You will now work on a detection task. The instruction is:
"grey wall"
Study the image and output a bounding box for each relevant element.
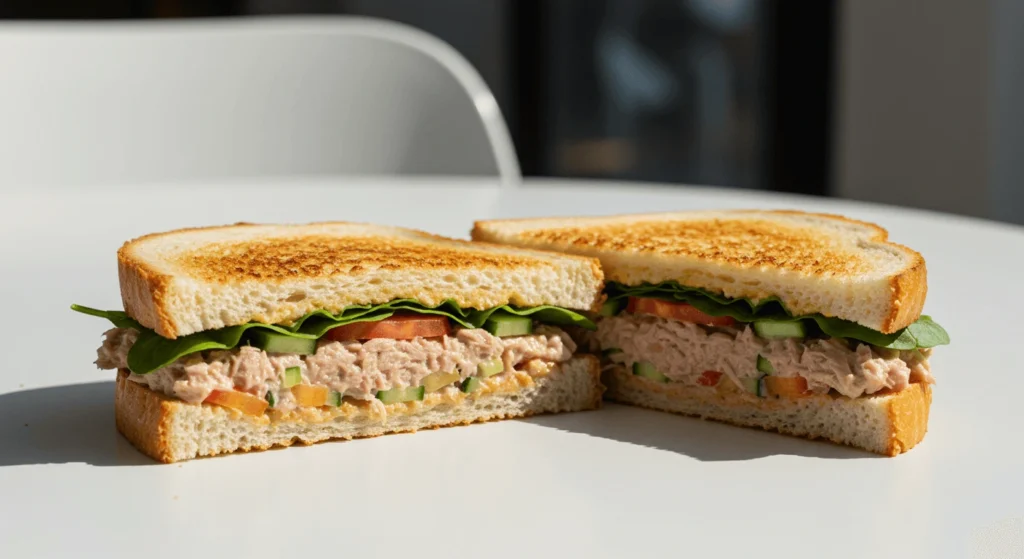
[834,0,1024,224]
[832,0,990,218]
[990,0,1024,225]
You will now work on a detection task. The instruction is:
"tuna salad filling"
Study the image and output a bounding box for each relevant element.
[595,314,935,399]
[96,324,576,413]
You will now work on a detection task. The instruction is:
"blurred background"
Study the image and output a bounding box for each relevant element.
[3,0,1020,224]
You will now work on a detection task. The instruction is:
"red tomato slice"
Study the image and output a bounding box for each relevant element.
[626,297,736,327]
[204,389,268,416]
[325,313,452,341]
[697,370,724,386]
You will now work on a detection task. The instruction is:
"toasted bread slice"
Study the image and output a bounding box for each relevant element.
[472,210,926,333]
[118,222,604,338]
[114,356,602,463]
[603,365,931,456]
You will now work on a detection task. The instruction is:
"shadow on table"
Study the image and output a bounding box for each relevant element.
[523,403,874,461]
[0,382,153,467]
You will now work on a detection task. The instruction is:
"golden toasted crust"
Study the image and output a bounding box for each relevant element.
[472,210,928,333]
[118,250,173,340]
[885,380,932,455]
[495,215,877,275]
[603,367,931,456]
[884,256,929,334]
[116,221,604,338]
[114,356,603,463]
[114,369,177,463]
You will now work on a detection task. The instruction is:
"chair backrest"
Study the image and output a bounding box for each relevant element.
[0,16,521,189]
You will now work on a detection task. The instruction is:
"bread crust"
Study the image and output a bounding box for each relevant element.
[118,248,174,339]
[114,368,177,463]
[114,356,603,463]
[884,254,928,333]
[603,366,931,456]
[116,221,605,338]
[885,377,932,455]
[472,210,928,333]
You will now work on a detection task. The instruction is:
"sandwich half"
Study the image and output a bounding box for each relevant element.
[472,210,950,456]
[74,222,605,463]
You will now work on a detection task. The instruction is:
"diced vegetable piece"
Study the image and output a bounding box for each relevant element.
[327,390,343,407]
[756,354,775,374]
[632,361,669,382]
[265,390,277,407]
[483,312,533,337]
[326,314,452,341]
[461,377,482,393]
[599,299,625,317]
[753,320,807,339]
[627,297,736,327]
[716,377,741,394]
[376,385,426,404]
[697,370,723,386]
[292,384,329,407]
[205,389,269,416]
[423,371,461,393]
[741,375,767,396]
[249,331,318,355]
[283,366,302,388]
[477,358,505,378]
[764,376,810,398]
[601,347,623,356]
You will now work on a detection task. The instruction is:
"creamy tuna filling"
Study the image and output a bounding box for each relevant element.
[595,314,934,398]
[96,324,575,412]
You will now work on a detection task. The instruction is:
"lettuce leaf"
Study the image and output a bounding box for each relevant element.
[604,281,949,350]
[71,301,594,375]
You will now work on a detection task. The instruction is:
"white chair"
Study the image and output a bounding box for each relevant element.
[0,16,521,189]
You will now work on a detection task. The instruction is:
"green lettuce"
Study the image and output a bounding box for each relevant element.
[604,281,949,350]
[72,300,595,375]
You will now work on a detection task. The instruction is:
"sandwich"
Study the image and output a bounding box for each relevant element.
[72,222,605,463]
[471,210,949,456]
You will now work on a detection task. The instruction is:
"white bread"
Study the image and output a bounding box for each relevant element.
[472,210,926,333]
[118,221,604,338]
[602,365,931,456]
[114,356,602,463]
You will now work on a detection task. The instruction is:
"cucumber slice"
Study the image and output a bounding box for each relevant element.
[265,390,277,407]
[599,299,625,317]
[632,361,669,383]
[740,373,769,396]
[376,385,425,404]
[753,320,807,339]
[477,358,504,378]
[282,366,301,388]
[249,330,318,355]
[601,348,623,356]
[461,377,482,393]
[423,371,461,392]
[327,390,342,407]
[483,313,533,337]
[756,355,775,374]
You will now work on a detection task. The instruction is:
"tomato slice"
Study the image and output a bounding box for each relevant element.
[626,297,736,327]
[764,376,810,398]
[325,313,452,342]
[204,389,268,416]
[697,370,724,386]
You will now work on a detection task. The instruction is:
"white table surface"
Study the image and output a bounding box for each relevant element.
[2,176,1022,558]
